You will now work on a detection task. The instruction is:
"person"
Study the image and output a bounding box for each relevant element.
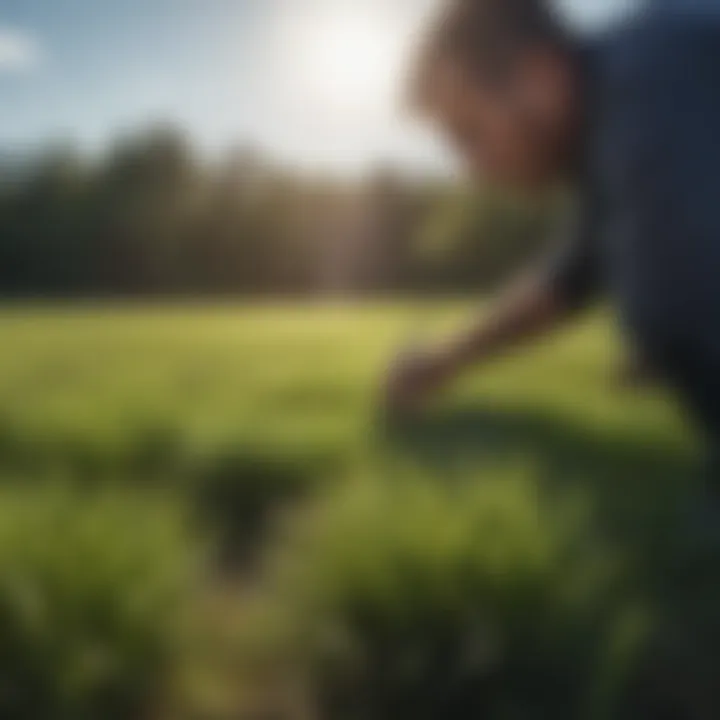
[384,0,720,467]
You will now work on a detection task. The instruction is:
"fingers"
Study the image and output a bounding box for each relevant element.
[381,348,437,422]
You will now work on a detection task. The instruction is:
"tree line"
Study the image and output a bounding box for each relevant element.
[0,125,560,297]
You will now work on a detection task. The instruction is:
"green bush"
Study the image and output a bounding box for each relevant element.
[255,473,651,720]
[0,485,200,720]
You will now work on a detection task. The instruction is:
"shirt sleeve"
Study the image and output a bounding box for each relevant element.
[544,192,604,313]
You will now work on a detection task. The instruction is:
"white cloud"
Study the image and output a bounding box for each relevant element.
[0,27,42,73]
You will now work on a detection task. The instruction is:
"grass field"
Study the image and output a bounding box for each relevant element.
[0,302,693,480]
[0,303,712,719]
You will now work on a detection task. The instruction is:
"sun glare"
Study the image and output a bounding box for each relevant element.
[291,5,402,118]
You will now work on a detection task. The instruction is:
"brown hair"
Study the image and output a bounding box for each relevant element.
[409,0,568,110]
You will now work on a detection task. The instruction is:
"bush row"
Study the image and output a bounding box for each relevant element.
[5,468,718,719]
[0,484,199,720]
[243,473,656,720]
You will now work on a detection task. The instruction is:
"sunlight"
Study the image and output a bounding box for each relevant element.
[289,4,403,118]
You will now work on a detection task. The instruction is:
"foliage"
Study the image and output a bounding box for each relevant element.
[0,304,709,718]
[0,126,556,298]
[0,484,200,720]
[0,304,398,559]
[252,474,650,720]
[416,185,559,291]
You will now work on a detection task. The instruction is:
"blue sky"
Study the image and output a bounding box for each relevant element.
[0,0,637,173]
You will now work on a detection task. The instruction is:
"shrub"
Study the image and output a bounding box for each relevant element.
[0,484,200,720]
[254,473,651,720]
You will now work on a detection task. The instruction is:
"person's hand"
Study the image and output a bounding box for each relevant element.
[382,344,456,420]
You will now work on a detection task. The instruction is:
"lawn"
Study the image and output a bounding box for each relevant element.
[0,302,693,481]
[0,303,710,719]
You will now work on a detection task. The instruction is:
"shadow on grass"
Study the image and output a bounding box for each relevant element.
[380,404,720,713]
[187,444,347,570]
[380,403,699,552]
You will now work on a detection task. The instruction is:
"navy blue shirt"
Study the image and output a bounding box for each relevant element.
[551,0,720,440]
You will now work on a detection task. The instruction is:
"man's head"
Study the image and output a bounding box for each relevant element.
[410,0,583,190]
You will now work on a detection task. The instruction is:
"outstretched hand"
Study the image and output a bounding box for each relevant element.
[381,275,562,422]
[381,344,455,421]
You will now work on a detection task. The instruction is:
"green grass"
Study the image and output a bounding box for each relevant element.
[0,304,696,525]
[0,303,710,718]
[0,304,401,475]
[0,483,199,720]
[0,302,701,573]
[0,302,694,476]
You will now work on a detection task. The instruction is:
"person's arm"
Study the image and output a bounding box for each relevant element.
[431,270,567,375]
[442,194,603,367]
[384,195,603,414]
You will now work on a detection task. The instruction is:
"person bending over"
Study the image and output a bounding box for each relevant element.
[385,0,720,475]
